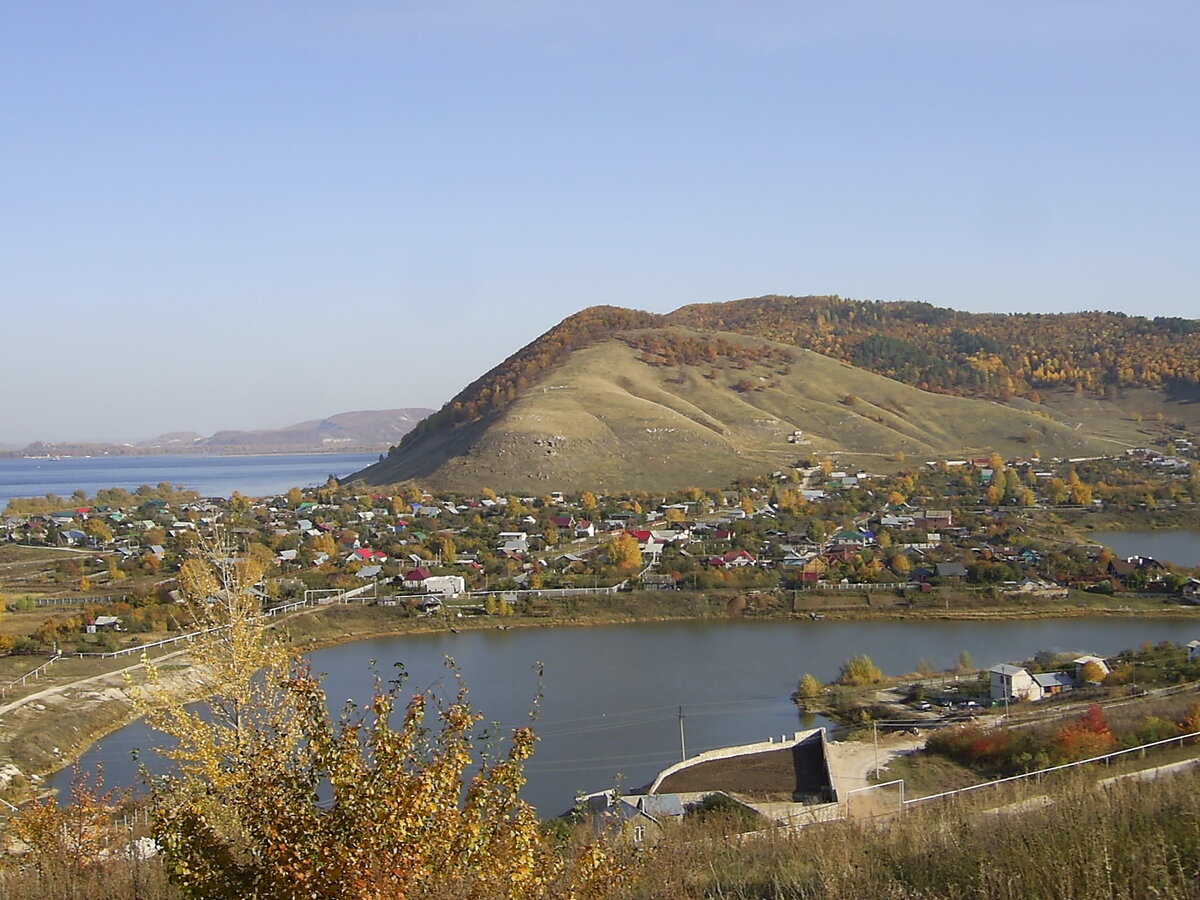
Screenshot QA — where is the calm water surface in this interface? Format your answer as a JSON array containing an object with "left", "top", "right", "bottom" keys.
[
  {"left": 52, "top": 616, "right": 1200, "bottom": 815},
  {"left": 1089, "top": 529, "right": 1200, "bottom": 568},
  {"left": 0, "top": 453, "right": 377, "bottom": 506}
]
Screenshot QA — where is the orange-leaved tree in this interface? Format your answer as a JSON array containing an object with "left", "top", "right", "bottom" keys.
[
  {"left": 134, "top": 532, "right": 619, "bottom": 900},
  {"left": 1053, "top": 703, "right": 1116, "bottom": 762}
]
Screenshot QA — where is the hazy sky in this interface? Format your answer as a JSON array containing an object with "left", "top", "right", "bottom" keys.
[{"left": 3, "top": 2, "right": 1197, "bottom": 444}]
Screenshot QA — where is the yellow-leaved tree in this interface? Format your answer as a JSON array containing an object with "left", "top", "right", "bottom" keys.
[{"left": 135, "top": 533, "right": 619, "bottom": 900}]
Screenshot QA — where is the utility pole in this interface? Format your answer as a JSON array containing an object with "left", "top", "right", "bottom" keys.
[
  {"left": 678, "top": 706, "right": 687, "bottom": 761},
  {"left": 873, "top": 721, "right": 880, "bottom": 779}
]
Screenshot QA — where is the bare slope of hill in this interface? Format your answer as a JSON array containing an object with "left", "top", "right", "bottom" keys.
[{"left": 350, "top": 328, "right": 1126, "bottom": 492}]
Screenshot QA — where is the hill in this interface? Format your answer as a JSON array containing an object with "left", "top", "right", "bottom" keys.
[
  {"left": 666, "top": 295, "right": 1200, "bottom": 401},
  {"left": 6, "top": 409, "right": 433, "bottom": 458},
  {"left": 350, "top": 323, "right": 1135, "bottom": 492},
  {"left": 195, "top": 408, "right": 433, "bottom": 452}
]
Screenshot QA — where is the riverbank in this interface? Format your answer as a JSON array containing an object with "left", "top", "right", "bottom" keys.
[{"left": 3, "top": 592, "right": 1199, "bottom": 805}]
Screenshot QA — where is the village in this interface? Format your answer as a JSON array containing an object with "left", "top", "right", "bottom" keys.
[{"left": 0, "top": 441, "right": 1198, "bottom": 657}]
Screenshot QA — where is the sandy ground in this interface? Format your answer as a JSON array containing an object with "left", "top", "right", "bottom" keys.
[
  {"left": 826, "top": 732, "right": 925, "bottom": 816},
  {"left": 0, "top": 648, "right": 201, "bottom": 792}
]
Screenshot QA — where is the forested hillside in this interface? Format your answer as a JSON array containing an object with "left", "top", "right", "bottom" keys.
[{"left": 667, "top": 295, "right": 1200, "bottom": 400}]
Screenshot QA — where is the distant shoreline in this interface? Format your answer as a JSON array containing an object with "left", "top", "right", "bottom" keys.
[{"left": 0, "top": 447, "right": 391, "bottom": 460}]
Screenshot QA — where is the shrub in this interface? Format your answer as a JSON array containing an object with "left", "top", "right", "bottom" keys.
[{"left": 837, "top": 654, "right": 883, "bottom": 686}]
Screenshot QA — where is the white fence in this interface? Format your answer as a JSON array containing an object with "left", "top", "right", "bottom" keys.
[
  {"left": 904, "top": 730, "right": 1200, "bottom": 808},
  {"left": 0, "top": 654, "right": 65, "bottom": 698}
]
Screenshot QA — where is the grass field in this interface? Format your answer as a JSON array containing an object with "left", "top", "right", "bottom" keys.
[{"left": 357, "top": 328, "right": 1141, "bottom": 492}]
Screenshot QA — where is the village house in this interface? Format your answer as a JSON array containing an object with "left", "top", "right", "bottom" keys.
[
  {"left": 1182, "top": 579, "right": 1200, "bottom": 604},
  {"left": 1032, "top": 671, "right": 1074, "bottom": 698},
  {"left": 403, "top": 567, "right": 432, "bottom": 590},
  {"left": 705, "top": 550, "right": 757, "bottom": 568},
  {"left": 989, "top": 664, "right": 1041, "bottom": 702},
  {"left": 85, "top": 615, "right": 122, "bottom": 634}
]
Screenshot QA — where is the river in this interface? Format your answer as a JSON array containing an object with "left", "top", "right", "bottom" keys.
[
  {"left": 50, "top": 616, "right": 1200, "bottom": 815},
  {"left": 1089, "top": 529, "right": 1200, "bottom": 568},
  {"left": 0, "top": 452, "right": 378, "bottom": 507}
]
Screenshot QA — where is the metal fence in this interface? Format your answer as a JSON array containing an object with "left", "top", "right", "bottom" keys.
[
  {"left": 904, "top": 729, "right": 1200, "bottom": 808},
  {"left": 0, "top": 654, "right": 65, "bottom": 698}
]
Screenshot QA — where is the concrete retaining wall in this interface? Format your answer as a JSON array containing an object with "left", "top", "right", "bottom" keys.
[{"left": 648, "top": 727, "right": 831, "bottom": 796}]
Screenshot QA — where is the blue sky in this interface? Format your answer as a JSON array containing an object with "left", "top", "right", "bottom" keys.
[{"left": 2, "top": 2, "right": 1197, "bottom": 443}]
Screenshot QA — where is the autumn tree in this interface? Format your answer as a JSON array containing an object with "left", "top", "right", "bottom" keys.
[
  {"left": 607, "top": 534, "right": 642, "bottom": 570},
  {"left": 1079, "top": 660, "right": 1107, "bottom": 684},
  {"left": 134, "top": 533, "right": 618, "bottom": 900},
  {"left": 82, "top": 517, "right": 113, "bottom": 544},
  {"left": 795, "top": 673, "right": 823, "bottom": 701},
  {"left": 435, "top": 534, "right": 456, "bottom": 563},
  {"left": 6, "top": 770, "right": 124, "bottom": 890},
  {"left": 837, "top": 654, "right": 883, "bottom": 686},
  {"left": 1054, "top": 703, "right": 1116, "bottom": 761},
  {"left": 308, "top": 532, "right": 337, "bottom": 559}
]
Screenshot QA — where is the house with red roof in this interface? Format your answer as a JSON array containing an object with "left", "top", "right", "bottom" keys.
[
  {"left": 403, "top": 567, "right": 431, "bottom": 589},
  {"left": 348, "top": 548, "right": 388, "bottom": 564}
]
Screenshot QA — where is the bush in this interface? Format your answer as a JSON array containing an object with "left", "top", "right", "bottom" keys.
[{"left": 837, "top": 654, "right": 883, "bottom": 685}]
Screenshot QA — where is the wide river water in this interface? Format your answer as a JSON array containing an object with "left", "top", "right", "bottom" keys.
[
  {"left": 51, "top": 616, "right": 1200, "bottom": 815},
  {"left": 1089, "top": 529, "right": 1200, "bottom": 568},
  {"left": 0, "top": 452, "right": 378, "bottom": 507}
]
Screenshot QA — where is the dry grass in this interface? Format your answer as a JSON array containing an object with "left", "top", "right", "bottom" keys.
[
  {"left": 359, "top": 330, "right": 1125, "bottom": 492},
  {"left": 2, "top": 767, "right": 1199, "bottom": 898},
  {"left": 613, "top": 768, "right": 1200, "bottom": 899}
]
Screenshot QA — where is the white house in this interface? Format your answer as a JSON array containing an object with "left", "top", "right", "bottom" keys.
[
  {"left": 422, "top": 575, "right": 465, "bottom": 596},
  {"left": 990, "top": 664, "right": 1041, "bottom": 701}
]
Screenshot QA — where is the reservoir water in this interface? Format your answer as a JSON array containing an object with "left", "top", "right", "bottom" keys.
[
  {"left": 1088, "top": 529, "right": 1200, "bottom": 568},
  {"left": 0, "top": 452, "right": 378, "bottom": 507},
  {"left": 52, "top": 616, "right": 1200, "bottom": 815}
]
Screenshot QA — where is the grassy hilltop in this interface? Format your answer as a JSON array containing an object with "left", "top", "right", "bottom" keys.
[{"left": 350, "top": 297, "right": 1200, "bottom": 492}]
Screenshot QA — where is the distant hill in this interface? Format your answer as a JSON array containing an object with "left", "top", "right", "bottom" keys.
[
  {"left": 194, "top": 409, "right": 433, "bottom": 451},
  {"left": 6, "top": 409, "right": 433, "bottom": 458}
]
